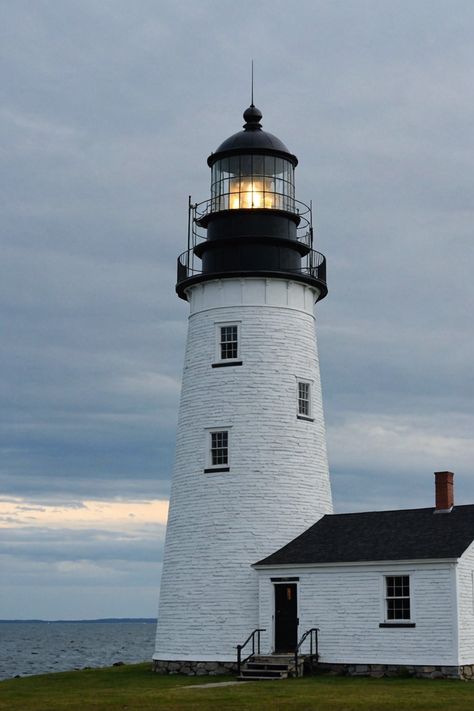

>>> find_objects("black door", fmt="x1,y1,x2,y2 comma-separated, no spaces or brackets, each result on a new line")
274,583,298,653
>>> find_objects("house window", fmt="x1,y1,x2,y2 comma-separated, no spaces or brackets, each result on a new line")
385,575,411,620
219,325,238,360
297,381,311,418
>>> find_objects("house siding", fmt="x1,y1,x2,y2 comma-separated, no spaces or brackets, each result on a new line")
258,562,458,666
458,541,474,664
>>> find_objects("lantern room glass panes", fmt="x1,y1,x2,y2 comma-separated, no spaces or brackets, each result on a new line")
211,155,295,213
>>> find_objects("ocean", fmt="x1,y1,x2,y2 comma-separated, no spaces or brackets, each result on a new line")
0,621,156,681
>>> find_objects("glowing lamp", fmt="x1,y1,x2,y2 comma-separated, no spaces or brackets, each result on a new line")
229,177,276,209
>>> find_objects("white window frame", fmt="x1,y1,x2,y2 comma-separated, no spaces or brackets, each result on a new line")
296,378,313,420
383,574,413,623
215,322,240,363
205,428,230,471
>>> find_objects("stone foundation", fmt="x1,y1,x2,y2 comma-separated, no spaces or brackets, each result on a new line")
152,659,474,680
318,662,474,680
461,664,474,680
152,660,237,676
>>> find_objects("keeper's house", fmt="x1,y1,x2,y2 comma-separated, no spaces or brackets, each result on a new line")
254,471,474,679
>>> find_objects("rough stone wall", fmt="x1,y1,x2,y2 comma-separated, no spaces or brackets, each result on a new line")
154,277,333,661
152,660,236,676
152,659,474,680
318,662,465,679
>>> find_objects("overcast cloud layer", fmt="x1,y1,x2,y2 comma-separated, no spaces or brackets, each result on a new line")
1,0,474,618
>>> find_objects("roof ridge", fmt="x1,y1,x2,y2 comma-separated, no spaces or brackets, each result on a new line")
330,503,474,517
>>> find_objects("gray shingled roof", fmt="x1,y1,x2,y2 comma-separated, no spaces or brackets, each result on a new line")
255,505,474,567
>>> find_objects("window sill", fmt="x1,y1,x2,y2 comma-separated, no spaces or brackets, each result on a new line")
204,467,230,473
379,623,416,628
212,360,243,368
297,414,314,422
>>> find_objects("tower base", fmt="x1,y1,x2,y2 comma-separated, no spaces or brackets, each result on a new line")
152,659,237,676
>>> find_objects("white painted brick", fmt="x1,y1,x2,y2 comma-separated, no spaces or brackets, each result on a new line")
154,278,332,661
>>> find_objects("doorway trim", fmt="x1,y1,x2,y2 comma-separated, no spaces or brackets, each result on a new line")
273,580,299,653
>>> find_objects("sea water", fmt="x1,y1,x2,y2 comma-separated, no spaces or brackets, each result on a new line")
0,621,156,680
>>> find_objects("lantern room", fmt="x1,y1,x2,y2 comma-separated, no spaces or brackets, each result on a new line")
210,154,295,212
176,104,327,303
209,105,297,214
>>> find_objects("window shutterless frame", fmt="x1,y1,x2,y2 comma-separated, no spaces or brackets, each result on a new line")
296,378,313,420
212,322,242,367
219,324,238,360
379,574,416,628
204,428,230,473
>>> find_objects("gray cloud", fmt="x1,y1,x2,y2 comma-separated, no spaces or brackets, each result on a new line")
1,525,164,563
1,0,474,617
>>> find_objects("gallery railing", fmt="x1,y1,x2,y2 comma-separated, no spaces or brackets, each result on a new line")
176,246,326,288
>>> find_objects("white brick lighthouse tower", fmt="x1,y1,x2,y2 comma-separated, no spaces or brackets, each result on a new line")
154,103,333,670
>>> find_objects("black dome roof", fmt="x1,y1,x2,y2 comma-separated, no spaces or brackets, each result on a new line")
207,105,298,167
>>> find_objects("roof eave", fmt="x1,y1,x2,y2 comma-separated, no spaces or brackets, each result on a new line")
252,557,460,570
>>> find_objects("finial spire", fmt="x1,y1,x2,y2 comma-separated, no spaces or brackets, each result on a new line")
243,61,261,130
251,59,254,107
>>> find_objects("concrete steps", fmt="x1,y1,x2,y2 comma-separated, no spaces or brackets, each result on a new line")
238,654,304,681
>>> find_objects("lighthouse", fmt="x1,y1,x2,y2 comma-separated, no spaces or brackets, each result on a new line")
153,102,333,672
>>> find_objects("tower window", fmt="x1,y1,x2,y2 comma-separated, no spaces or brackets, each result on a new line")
204,429,231,472
212,323,242,368
211,430,228,465
220,325,238,360
297,381,312,418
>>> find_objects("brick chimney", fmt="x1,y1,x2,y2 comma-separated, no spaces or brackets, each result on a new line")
434,471,454,512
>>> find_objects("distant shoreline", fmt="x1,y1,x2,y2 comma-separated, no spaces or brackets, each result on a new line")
0,618,156,624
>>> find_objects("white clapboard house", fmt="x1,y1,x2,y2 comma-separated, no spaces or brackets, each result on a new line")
153,104,474,680
254,471,474,679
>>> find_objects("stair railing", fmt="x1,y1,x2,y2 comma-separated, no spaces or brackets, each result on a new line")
236,628,266,676
294,627,319,677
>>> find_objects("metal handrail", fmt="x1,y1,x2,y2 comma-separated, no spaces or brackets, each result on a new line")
194,194,311,221
191,196,314,249
176,246,327,287
294,628,319,678
236,628,266,676
177,195,325,295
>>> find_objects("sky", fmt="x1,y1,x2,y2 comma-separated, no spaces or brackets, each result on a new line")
1,0,474,619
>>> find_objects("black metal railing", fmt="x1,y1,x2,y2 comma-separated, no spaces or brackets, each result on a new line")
294,628,319,678
193,195,312,238
176,246,327,288
236,628,266,676
190,196,314,254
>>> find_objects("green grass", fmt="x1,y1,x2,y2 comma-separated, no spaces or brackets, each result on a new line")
1,663,474,711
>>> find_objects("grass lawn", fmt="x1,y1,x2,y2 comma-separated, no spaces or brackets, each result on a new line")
1,663,474,711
